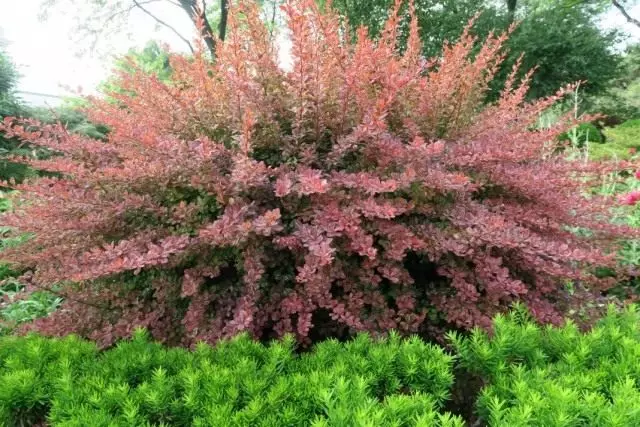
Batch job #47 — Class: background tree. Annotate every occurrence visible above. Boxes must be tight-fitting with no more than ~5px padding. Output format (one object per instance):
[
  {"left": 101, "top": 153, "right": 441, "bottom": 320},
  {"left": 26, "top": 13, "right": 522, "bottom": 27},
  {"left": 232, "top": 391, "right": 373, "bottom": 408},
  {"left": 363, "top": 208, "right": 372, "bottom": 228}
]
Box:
[
  {"left": 611, "top": 0, "right": 640, "bottom": 27},
  {"left": 564, "top": 0, "right": 640, "bottom": 28},
  {"left": 320, "top": 0, "right": 504, "bottom": 59},
  {"left": 0, "top": 50, "right": 30, "bottom": 184},
  {"left": 102, "top": 41, "right": 174, "bottom": 90},
  {"left": 0, "top": 51, "right": 19, "bottom": 106},
  {"left": 497, "top": 3, "right": 621, "bottom": 99},
  {"left": 588, "top": 43, "right": 640, "bottom": 121}
]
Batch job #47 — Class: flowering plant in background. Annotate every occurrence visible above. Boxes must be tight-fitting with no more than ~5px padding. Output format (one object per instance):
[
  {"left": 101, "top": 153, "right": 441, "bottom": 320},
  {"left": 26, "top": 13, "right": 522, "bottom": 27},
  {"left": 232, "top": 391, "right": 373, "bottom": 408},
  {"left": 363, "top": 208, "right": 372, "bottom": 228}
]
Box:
[
  {"left": 620, "top": 190, "right": 640, "bottom": 206},
  {"left": 0, "top": 0, "right": 637, "bottom": 347},
  {"left": 618, "top": 171, "right": 640, "bottom": 206}
]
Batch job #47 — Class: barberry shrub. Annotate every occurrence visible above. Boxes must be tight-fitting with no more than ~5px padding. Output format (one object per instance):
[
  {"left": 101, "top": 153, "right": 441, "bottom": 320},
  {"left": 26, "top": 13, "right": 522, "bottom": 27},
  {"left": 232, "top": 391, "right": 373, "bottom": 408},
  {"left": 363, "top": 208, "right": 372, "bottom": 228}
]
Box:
[
  {"left": 0, "top": 331, "right": 460, "bottom": 426},
  {"left": 0, "top": 0, "right": 637, "bottom": 346}
]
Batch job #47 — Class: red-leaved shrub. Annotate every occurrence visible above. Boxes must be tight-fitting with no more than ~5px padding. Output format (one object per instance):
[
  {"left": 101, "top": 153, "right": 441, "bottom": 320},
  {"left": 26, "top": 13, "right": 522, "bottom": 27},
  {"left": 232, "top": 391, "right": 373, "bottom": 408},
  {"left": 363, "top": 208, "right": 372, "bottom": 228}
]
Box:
[{"left": 1, "top": 0, "right": 637, "bottom": 346}]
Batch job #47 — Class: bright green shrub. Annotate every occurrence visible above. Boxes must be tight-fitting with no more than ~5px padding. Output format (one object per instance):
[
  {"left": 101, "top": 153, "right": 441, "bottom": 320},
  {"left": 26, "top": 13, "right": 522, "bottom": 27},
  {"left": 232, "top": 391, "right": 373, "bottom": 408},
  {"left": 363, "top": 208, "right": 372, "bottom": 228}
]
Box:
[
  {"left": 0, "top": 334, "right": 97, "bottom": 426},
  {"left": 617, "top": 119, "right": 640, "bottom": 130},
  {"left": 558, "top": 122, "right": 604, "bottom": 148},
  {"left": 0, "top": 330, "right": 460, "bottom": 426},
  {"left": 5, "top": 307, "right": 640, "bottom": 426},
  {"left": 451, "top": 304, "right": 640, "bottom": 426},
  {"left": 604, "top": 120, "right": 640, "bottom": 149},
  {"left": 590, "top": 120, "right": 640, "bottom": 160}
]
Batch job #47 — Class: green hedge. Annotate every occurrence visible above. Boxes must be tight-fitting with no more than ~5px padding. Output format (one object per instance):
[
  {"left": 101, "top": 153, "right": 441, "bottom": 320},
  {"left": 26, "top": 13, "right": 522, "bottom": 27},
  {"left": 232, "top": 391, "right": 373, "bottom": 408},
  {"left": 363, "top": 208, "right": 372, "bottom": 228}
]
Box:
[
  {"left": 590, "top": 119, "right": 640, "bottom": 160},
  {"left": 451, "top": 305, "right": 640, "bottom": 426},
  {"left": 3, "top": 305, "right": 640, "bottom": 426},
  {"left": 0, "top": 331, "right": 459, "bottom": 427}
]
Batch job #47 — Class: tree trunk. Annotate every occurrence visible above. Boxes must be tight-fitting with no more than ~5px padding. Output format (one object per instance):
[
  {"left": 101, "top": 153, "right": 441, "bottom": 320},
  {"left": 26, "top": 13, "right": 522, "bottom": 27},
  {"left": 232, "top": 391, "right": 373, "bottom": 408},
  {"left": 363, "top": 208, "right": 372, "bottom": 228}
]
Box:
[
  {"left": 219, "top": 0, "right": 229, "bottom": 41},
  {"left": 178, "top": 0, "right": 229, "bottom": 59},
  {"left": 506, "top": 0, "right": 517, "bottom": 22}
]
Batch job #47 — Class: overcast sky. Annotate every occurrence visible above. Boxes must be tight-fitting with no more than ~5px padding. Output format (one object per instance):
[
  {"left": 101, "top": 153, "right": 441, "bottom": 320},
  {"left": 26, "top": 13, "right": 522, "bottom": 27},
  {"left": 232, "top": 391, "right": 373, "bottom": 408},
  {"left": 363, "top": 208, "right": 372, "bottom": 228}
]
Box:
[
  {"left": 1, "top": 0, "right": 196, "bottom": 105},
  {"left": 0, "top": 0, "right": 639, "bottom": 106}
]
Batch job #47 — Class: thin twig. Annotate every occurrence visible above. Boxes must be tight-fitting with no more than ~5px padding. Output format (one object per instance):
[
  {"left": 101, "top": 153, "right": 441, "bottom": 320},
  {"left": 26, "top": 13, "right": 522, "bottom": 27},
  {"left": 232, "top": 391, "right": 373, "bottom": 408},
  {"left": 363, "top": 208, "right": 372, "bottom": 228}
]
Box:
[
  {"left": 104, "top": 0, "right": 161, "bottom": 25},
  {"left": 133, "top": 0, "right": 195, "bottom": 53},
  {"left": 269, "top": 0, "right": 278, "bottom": 40}
]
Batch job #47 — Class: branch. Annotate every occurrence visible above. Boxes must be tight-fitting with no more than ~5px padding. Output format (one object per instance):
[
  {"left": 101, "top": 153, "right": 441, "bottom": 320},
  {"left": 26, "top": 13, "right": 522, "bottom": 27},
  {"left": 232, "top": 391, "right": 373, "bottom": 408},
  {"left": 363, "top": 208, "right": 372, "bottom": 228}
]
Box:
[
  {"left": 104, "top": 0, "right": 162, "bottom": 26},
  {"left": 612, "top": 0, "right": 640, "bottom": 29},
  {"left": 133, "top": 0, "right": 195, "bottom": 53}
]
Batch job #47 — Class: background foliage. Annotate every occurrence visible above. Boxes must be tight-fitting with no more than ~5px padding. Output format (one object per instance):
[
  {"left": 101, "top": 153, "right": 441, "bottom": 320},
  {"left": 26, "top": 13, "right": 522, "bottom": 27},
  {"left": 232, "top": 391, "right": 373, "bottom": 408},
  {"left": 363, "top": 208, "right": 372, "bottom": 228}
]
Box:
[{"left": 589, "top": 43, "right": 640, "bottom": 122}]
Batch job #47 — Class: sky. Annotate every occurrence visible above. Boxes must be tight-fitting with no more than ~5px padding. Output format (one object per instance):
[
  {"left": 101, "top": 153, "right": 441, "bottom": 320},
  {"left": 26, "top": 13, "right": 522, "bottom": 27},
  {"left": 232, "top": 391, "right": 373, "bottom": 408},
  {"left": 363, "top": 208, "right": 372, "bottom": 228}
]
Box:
[
  {"left": 0, "top": 0, "right": 196, "bottom": 105},
  {"left": 0, "top": 0, "right": 639, "bottom": 107}
]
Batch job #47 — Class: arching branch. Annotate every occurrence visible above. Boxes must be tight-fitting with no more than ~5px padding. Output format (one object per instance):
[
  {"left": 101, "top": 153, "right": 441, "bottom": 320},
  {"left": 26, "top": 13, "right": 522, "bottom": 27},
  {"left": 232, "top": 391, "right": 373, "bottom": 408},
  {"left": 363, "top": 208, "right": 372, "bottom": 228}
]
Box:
[{"left": 611, "top": 0, "right": 640, "bottom": 28}]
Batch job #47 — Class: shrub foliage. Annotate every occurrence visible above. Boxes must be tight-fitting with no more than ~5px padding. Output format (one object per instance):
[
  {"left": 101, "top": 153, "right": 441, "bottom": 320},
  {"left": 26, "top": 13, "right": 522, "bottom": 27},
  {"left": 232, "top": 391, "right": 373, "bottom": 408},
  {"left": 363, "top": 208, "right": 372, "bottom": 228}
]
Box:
[
  {"left": 0, "top": 0, "right": 637, "bottom": 346},
  {"left": 451, "top": 304, "right": 640, "bottom": 426},
  {"left": 0, "top": 331, "right": 459, "bottom": 426},
  {"left": 2, "top": 306, "right": 640, "bottom": 426}
]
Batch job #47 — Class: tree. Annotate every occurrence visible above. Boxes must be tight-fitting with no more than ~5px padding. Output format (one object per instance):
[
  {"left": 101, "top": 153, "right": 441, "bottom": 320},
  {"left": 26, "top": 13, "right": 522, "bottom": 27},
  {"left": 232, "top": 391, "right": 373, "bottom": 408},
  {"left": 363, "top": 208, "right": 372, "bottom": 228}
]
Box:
[
  {"left": 0, "top": 50, "right": 31, "bottom": 184},
  {"left": 611, "top": 0, "right": 640, "bottom": 28},
  {"left": 0, "top": 51, "right": 18, "bottom": 102},
  {"left": 564, "top": 0, "right": 640, "bottom": 29},
  {"left": 102, "top": 40, "right": 173, "bottom": 92},
  {"left": 0, "top": 50, "right": 20, "bottom": 118},
  {"left": 320, "top": 0, "right": 504, "bottom": 59},
  {"left": 589, "top": 43, "right": 640, "bottom": 121},
  {"left": 498, "top": 4, "right": 621, "bottom": 99}
]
